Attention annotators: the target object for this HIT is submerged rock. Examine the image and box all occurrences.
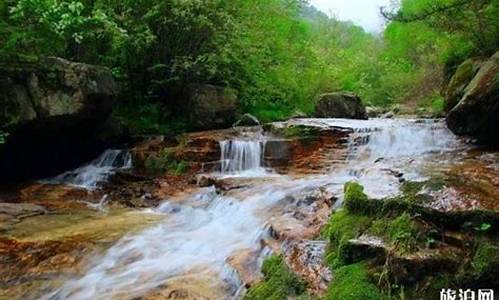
[0,202,46,226]
[445,52,499,145]
[314,92,367,119]
[0,57,120,181]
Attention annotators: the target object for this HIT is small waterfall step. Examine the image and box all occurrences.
[44,149,132,189]
[219,140,268,176]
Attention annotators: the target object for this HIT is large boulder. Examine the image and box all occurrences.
[0,57,119,181]
[314,92,367,119]
[445,52,499,145]
[186,84,238,130]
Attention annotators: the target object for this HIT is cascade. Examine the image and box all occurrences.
[45,149,132,189]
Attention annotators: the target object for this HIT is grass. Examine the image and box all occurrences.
[244,255,306,300]
[323,209,373,268]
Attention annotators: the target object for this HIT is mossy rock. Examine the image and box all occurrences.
[470,243,499,284]
[323,209,373,268]
[325,263,388,300]
[343,181,498,232]
[244,255,307,300]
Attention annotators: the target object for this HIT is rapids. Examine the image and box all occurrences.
[44,149,132,189]
[37,118,469,299]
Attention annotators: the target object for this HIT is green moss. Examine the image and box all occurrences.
[325,263,388,300]
[323,209,373,268]
[471,243,499,277]
[386,213,420,253]
[368,214,420,254]
[343,182,379,215]
[244,255,306,300]
[399,179,444,204]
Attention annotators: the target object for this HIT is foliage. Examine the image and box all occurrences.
[144,148,188,175]
[325,263,388,300]
[0,0,497,130]
[244,255,306,300]
[282,125,320,138]
[386,213,420,253]
[0,130,7,144]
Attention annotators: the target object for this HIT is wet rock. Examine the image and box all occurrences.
[227,248,265,288]
[344,235,462,283]
[233,113,260,127]
[186,84,238,130]
[263,122,351,174]
[283,240,332,294]
[445,57,484,112]
[0,203,46,221]
[365,106,384,118]
[380,111,394,119]
[446,52,499,145]
[268,188,335,241]
[290,110,308,119]
[0,57,119,181]
[314,92,367,119]
[196,175,217,187]
[344,235,386,262]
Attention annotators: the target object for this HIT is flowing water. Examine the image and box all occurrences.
[44,149,132,189]
[39,118,468,300]
[219,139,268,177]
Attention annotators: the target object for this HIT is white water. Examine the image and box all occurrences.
[77,194,110,212]
[42,119,465,300]
[219,140,268,177]
[44,149,132,189]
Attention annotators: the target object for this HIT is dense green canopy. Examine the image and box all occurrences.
[0,0,497,132]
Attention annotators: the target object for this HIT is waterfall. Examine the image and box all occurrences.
[45,149,132,189]
[38,119,469,300]
[343,119,461,161]
[219,140,267,176]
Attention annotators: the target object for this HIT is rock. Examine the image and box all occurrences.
[445,52,499,145]
[365,106,384,118]
[344,235,462,283]
[290,110,308,119]
[380,111,394,119]
[0,57,119,181]
[314,92,367,119]
[283,240,332,294]
[445,57,484,112]
[0,202,46,222]
[186,84,238,130]
[233,113,260,127]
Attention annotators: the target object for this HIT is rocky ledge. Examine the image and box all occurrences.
[0,57,121,181]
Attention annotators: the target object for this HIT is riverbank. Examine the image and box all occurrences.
[0,117,497,299]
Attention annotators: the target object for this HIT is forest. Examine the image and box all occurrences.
[1,0,497,133]
[0,0,498,300]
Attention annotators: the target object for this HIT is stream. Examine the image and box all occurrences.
[2,118,497,300]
